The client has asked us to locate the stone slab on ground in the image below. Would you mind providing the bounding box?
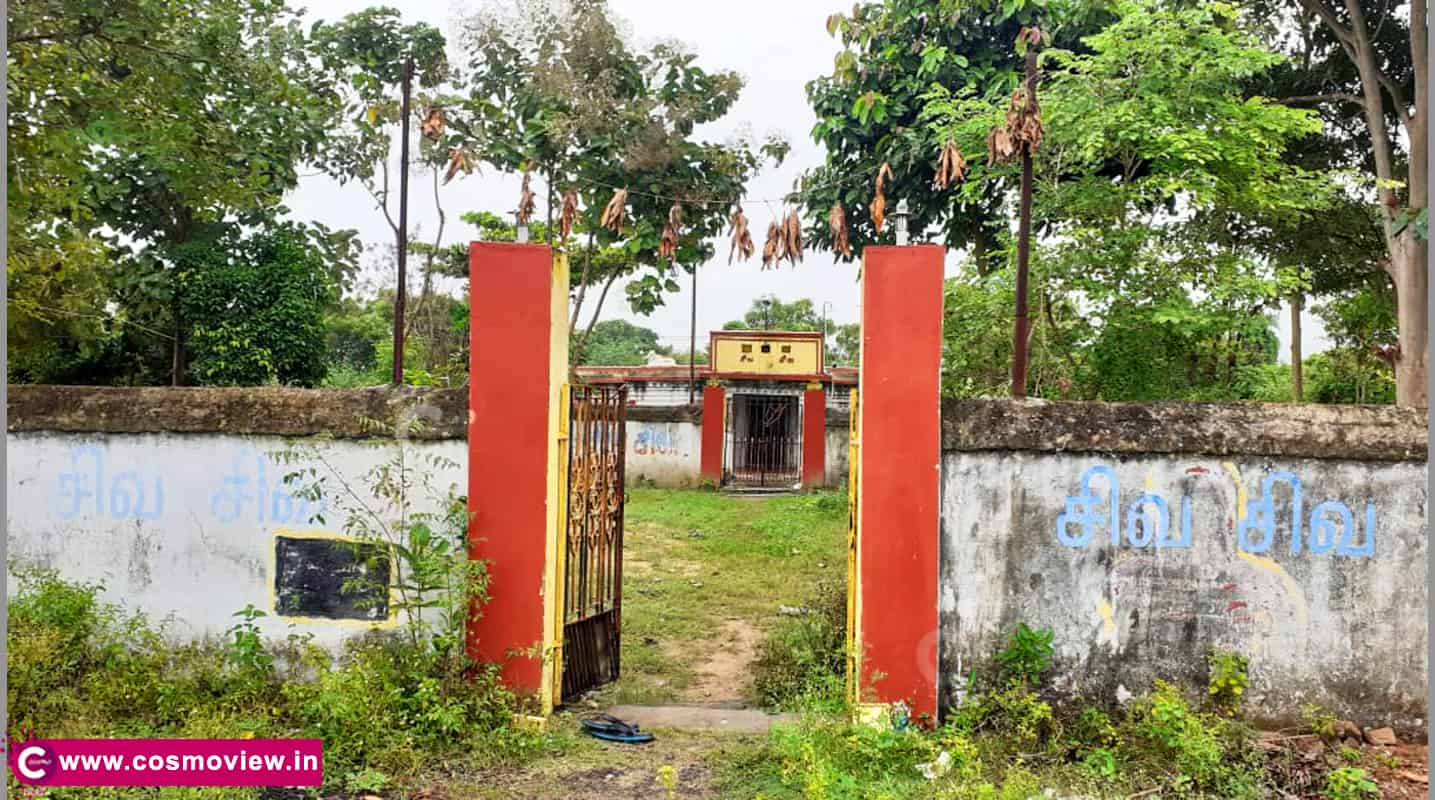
[606,704,798,735]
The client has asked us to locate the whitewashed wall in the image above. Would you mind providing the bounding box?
[938,400,1429,733]
[624,420,701,487]
[7,431,464,651]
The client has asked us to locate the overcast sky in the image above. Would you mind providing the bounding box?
[285,0,1329,361]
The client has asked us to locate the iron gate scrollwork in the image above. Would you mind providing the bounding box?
[561,385,626,702]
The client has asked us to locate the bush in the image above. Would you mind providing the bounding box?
[751,578,847,711]
[1124,680,1264,797]
[7,570,538,795]
[1324,766,1379,799]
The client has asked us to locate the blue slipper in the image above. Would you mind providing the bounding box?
[581,714,656,744]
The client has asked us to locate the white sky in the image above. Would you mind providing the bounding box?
[284,0,1329,361]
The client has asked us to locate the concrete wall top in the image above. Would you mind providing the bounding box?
[7,385,853,436]
[943,399,1427,463]
[8,385,469,439]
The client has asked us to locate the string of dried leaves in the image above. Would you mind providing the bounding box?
[600,188,628,234]
[516,171,536,226]
[781,210,804,264]
[988,28,1044,166]
[421,107,445,141]
[761,221,781,270]
[870,161,894,232]
[559,189,579,243]
[828,203,851,258]
[443,147,473,184]
[728,206,754,264]
[658,202,681,261]
[934,140,967,190]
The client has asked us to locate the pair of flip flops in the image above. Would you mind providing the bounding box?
[580,714,655,743]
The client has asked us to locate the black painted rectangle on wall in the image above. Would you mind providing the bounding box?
[274,535,391,621]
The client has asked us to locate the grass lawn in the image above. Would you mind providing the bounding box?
[587,486,849,706]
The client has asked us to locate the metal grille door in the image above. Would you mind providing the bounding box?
[725,394,801,488]
[561,386,626,702]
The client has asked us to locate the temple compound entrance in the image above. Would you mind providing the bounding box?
[467,241,945,722]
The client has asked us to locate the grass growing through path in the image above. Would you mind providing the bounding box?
[591,487,848,705]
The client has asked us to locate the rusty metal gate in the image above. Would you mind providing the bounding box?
[724,393,802,488]
[560,385,627,702]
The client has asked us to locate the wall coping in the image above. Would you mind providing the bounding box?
[7,385,469,440]
[942,398,1428,463]
[6,386,850,438]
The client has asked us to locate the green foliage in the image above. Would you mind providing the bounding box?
[1207,649,1249,712]
[801,0,1110,260]
[579,319,668,366]
[8,485,537,795]
[453,0,783,320]
[8,0,351,387]
[224,605,273,674]
[175,222,343,387]
[994,623,1054,689]
[752,579,848,712]
[277,417,485,653]
[1323,767,1379,800]
[1127,680,1264,796]
[1303,703,1339,739]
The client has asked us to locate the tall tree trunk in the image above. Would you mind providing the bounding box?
[1389,232,1429,406]
[391,57,413,386]
[1290,292,1303,402]
[1298,0,1427,405]
[570,229,596,335]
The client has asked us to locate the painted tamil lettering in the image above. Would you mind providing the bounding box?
[1056,465,1374,557]
[57,445,164,520]
[211,447,326,526]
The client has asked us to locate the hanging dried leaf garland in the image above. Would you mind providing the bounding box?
[600,188,628,234]
[515,170,537,226]
[870,161,894,232]
[559,189,579,243]
[828,202,851,258]
[988,29,1044,166]
[933,140,967,190]
[421,107,445,141]
[728,205,754,264]
[658,202,682,262]
[761,221,782,270]
[780,210,804,265]
[443,147,473,184]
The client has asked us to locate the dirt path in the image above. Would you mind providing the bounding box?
[454,725,752,800]
[676,619,764,705]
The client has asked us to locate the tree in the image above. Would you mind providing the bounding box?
[723,297,832,334]
[1255,0,1427,405]
[918,1,1331,396]
[310,7,451,384]
[830,323,862,367]
[176,222,342,386]
[8,0,349,385]
[577,320,667,366]
[451,0,785,351]
[800,0,1111,265]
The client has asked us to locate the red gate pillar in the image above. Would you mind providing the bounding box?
[467,242,568,715]
[802,383,826,488]
[700,381,724,485]
[854,245,943,722]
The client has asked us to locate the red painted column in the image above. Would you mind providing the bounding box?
[700,382,724,484]
[802,384,826,488]
[466,242,556,698]
[856,245,943,721]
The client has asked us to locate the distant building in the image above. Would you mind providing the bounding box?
[575,330,858,490]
